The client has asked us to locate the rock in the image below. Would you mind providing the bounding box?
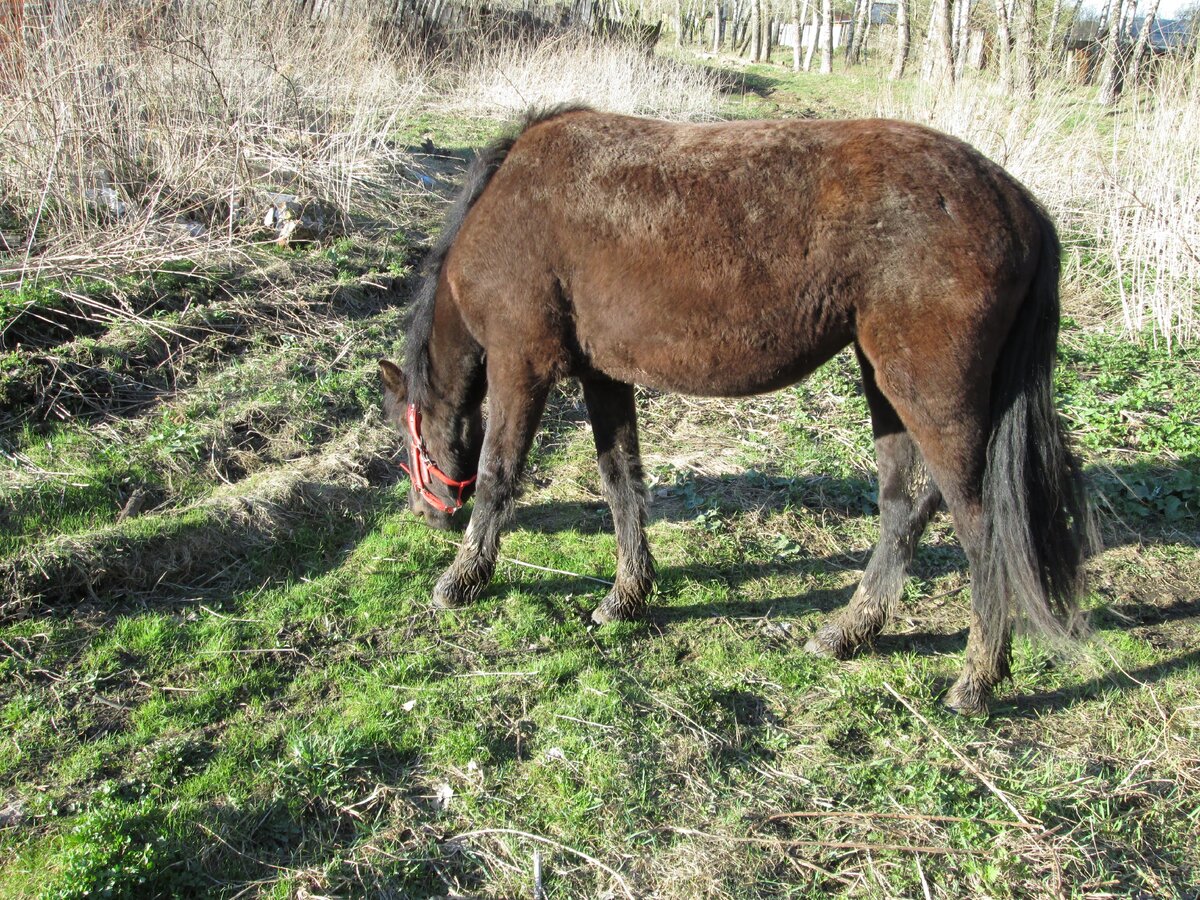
[84,185,128,219]
[261,193,341,246]
[84,169,130,219]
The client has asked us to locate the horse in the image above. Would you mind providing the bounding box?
[378,105,1093,716]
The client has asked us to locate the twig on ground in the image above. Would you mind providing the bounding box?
[882,681,1036,828]
[668,826,985,856]
[447,828,634,900]
[426,534,616,587]
[765,809,1040,830]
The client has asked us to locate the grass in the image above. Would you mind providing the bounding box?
[2,12,1199,899]
[1,325,1197,897]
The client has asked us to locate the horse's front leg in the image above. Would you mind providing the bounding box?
[582,376,656,623]
[432,369,550,609]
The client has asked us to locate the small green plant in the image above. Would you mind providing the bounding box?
[43,790,165,900]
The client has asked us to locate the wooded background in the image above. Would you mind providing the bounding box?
[4,0,1195,104]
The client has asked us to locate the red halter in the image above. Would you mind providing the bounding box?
[398,403,476,515]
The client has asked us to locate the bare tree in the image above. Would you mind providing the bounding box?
[791,0,802,69]
[1127,0,1163,85]
[804,0,819,68]
[1011,0,1038,97]
[713,0,722,51]
[1045,0,1063,55]
[994,0,1014,89]
[1097,0,1123,103]
[1118,0,1138,37]
[890,0,910,78]
[764,0,774,57]
[843,0,859,61]
[923,0,956,81]
[951,0,971,79]
[749,0,762,59]
[818,0,833,72]
[848,0,870,62]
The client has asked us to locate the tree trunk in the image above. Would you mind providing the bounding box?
[749,0,761,59]
[1045,0,1061,54]
[950,0,961,61]
[713,0,722,51]
[843,0,859,61]
[849,0,870,62]
[791,0,802,69]
[952,0,971,80]
[803,0,819,69]
[734,1,750,52]
[1127,0,1161,85]
[819,0,833,72]
[994,0,1013,90]
[1118,0,1137,37]
[1011,0,1037,97]
[923,0,955,82]
[890,0,910,78]
[1097,0,1123,102]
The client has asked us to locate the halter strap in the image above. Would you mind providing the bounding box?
[398,403,476,515]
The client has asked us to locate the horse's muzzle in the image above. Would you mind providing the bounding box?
[409,492,458,531]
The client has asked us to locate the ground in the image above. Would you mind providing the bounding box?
[1,64,1198,900]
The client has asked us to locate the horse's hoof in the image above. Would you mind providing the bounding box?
[590,593,646,624]
[803,625,854,660]
[432,574,466,610]
[803,636,836,657]
[591,606,616,624]
[944,679,991,718]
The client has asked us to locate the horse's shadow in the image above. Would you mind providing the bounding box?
[995,646,1200,718]
[512,451,1198,547]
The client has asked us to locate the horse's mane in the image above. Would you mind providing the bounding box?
[403,103,593,407]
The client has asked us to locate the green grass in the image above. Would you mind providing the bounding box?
[2,329,1198,897]
[2,510,1197,896]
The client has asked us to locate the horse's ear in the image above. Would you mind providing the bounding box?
[378,359,407,402]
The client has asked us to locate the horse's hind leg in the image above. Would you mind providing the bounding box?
[854,344,1009,716]
[432,362,551,610]
[582,376,656,623]
[805,348,942,658]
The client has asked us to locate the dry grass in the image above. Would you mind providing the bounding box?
[449,32,723,120]
[1,0,427,286]
[0,420,396,617]
[0,4,724,293]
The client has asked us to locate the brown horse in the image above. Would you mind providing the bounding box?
[378,105,1093,716]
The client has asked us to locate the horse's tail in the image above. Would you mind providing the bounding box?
[404,104,592,403]
[980,209,1095,642]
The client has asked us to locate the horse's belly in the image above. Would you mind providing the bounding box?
[577,302,852,397]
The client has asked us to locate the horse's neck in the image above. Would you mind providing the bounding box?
[427,292,484,413]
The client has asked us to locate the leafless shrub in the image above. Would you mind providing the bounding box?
[1,0,427,286]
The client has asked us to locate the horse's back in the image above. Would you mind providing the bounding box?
[446,110,1050,397]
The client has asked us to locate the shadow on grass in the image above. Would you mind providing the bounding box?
[2,472,408,623]
[998,647,1200,719]
[511,455,1197,546]
[706,65,785,98]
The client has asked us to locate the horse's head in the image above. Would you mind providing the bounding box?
[379,359,483,530]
